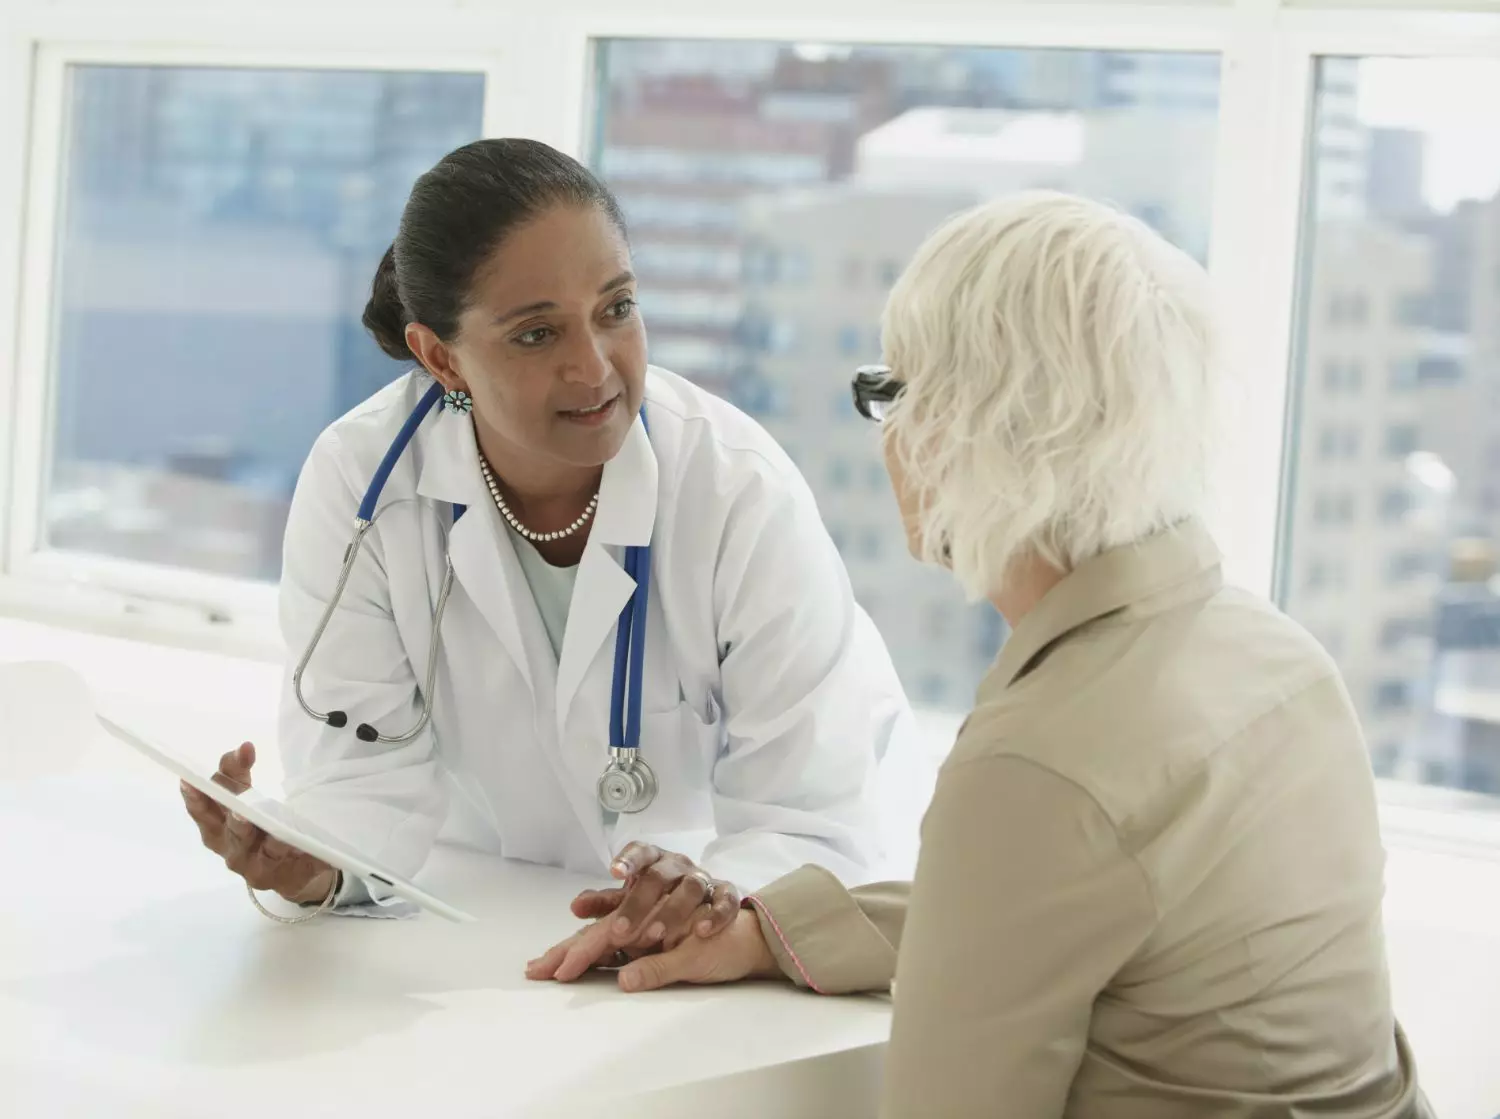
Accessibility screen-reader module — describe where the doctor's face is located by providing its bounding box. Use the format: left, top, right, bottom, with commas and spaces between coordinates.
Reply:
434, 203, 647, 472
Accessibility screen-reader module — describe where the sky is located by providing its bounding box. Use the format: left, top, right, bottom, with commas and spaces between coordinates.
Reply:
1357, 57, 1500, 211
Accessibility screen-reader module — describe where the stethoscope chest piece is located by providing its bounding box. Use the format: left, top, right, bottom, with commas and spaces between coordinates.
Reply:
597, 747, 658, 814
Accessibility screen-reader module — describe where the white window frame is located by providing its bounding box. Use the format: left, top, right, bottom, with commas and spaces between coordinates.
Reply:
0, 9, 517, 654
0, 4, 1498, 815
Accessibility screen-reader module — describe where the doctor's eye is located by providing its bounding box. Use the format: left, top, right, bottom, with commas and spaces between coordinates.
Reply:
513, 325, 555, 348
606, 296, 637, 322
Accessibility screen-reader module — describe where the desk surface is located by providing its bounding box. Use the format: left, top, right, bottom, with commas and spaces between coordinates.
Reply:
3, 638, 1500, 1118
0, 761, 891, 1119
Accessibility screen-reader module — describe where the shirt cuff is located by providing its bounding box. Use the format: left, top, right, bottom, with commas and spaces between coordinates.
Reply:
331, 869, 402, 909
746, 865, 898, 995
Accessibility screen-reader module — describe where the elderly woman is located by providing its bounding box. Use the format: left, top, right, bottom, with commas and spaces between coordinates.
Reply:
527, 192, 1430, 1117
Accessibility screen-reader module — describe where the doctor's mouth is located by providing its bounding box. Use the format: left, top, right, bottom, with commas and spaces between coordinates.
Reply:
558, 393, 621, 427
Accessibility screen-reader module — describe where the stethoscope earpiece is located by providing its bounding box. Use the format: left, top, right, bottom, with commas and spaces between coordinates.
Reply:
325, 710, 348, 729
355, 724, 379, 743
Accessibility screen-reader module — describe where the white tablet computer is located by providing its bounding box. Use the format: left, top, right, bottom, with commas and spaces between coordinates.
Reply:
99, 714, 476, 923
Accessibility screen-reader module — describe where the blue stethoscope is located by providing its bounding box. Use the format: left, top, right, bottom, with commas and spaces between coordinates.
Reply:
292, 380, 658, 814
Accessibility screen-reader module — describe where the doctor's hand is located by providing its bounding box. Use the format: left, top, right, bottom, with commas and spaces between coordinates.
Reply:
569, 842, 741, 952
527, 907, 781, 991
179, 742, 337, 905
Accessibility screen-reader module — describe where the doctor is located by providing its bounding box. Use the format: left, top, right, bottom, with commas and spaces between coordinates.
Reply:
179, 138, 910, 932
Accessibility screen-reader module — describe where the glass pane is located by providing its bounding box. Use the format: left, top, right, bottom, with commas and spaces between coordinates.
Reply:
592, 41, 1221, 712
44, 66, 485, 580
1282, 58, 1500, 797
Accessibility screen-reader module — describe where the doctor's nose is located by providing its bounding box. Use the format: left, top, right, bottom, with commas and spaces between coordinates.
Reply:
561, 336, 612, 388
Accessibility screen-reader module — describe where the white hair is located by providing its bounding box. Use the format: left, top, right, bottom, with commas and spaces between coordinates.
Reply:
882, 190, 1220, 601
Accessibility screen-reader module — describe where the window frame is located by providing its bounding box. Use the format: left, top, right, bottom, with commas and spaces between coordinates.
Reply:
0, 1, 1498, 833
0, 25, 508, 653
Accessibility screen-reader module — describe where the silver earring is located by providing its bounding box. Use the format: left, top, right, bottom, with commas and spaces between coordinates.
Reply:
442, 389, 473, 415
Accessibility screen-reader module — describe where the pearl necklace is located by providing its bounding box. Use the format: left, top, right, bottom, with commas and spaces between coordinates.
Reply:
478, 456, 599, 543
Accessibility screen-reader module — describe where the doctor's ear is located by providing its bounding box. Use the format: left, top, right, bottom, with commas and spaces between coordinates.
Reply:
405, 323, 467, 397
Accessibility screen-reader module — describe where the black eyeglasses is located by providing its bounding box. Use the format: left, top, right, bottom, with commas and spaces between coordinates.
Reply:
851, 365, 904, 423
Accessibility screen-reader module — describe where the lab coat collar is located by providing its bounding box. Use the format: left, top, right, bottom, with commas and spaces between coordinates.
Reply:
553, 411, 658, 768
413, 398, 487, 511
993, 518, 1223, 688
589, 412, 659, 548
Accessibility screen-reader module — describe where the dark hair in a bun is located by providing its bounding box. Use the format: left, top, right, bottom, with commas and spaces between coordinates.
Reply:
362, 245, 411, 360
362, 138, 627, 362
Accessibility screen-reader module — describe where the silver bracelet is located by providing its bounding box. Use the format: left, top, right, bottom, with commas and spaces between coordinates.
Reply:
246, 870, 342, 924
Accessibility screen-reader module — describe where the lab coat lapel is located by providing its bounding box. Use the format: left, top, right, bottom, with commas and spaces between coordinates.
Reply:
554, 414, 659, 739
414, 408, 555, 704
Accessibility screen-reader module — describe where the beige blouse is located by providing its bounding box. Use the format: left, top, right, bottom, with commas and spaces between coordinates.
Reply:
748, 520, 1431, 1118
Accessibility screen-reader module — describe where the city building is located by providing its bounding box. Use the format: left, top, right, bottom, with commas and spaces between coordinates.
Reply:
46, 66, 485, 579
593, 47, 901, 397
593, 41, 1222, 713
737, 185, 1000, 709
1283, 218, 1442, 773
1313, 57, 1369, 221
851, 104, 1217, 261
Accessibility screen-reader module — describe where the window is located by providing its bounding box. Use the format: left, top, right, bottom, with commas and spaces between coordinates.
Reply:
1415, 356, 1462, 384
1379, 487, 1412, 522
592, 39, 1220, 714
40, 65, 485, 581
1280, 56, 1500, 800
1322, 359, 1364, 392
1374, 680, 1412, 713
1328, 291, 1370, 326
1319, 425, 1360, 459
1305, 560, 1330, 591
1386, 424, 1419, 458
1313, 491, 1356, 525
1387, 551, 1431, 583
1380, 617, 1431, 650
642, 291, 741, 329
781, 250, 811, 284
1393, 293, 1428, 327
635, 243, 741, 282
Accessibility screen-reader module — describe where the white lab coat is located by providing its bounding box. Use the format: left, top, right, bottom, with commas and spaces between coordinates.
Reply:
277, 367, 913, 893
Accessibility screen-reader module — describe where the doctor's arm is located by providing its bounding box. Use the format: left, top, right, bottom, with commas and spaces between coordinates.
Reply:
275, 429, 448, 898
698, 475, 901, 892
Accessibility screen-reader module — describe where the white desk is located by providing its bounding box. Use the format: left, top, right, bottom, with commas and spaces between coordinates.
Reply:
0, 763, 891, 1119
3, 622, 1500, 1118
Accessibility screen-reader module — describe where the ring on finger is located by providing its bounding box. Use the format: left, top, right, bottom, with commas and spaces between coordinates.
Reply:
606, 949, 632, 969
688, 871, 714, 901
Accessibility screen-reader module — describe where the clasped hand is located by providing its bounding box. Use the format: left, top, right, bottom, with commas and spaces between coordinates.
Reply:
526, 841, 778, 991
